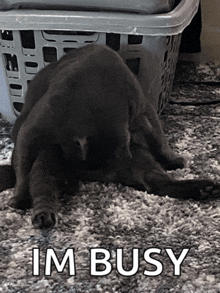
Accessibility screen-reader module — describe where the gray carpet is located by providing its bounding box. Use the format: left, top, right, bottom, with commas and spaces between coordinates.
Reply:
0, 62, 220, 292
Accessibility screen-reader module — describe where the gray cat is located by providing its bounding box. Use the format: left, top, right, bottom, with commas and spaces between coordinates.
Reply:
0, 44, 219, 229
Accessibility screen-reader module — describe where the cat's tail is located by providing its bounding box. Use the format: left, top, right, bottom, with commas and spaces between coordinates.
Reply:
0, 165, 16, 192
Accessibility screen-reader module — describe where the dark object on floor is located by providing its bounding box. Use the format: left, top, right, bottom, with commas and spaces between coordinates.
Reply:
175, 0, 202, 53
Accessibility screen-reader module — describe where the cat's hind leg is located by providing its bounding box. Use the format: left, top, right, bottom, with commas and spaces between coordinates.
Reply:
130, 112, 185, 171
30, 144, 66, 229
121, 145, 220, 200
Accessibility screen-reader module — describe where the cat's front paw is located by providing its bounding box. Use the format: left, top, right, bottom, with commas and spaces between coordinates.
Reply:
163, 156, 186, 171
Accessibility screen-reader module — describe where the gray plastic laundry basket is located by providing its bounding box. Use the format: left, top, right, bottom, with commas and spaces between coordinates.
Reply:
0, 0, 199, 123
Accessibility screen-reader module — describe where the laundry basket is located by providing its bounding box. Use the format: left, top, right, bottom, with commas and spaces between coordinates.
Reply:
0, 0, 199, 123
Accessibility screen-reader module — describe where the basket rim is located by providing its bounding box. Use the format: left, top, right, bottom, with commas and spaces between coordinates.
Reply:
0, 0, 199, 36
